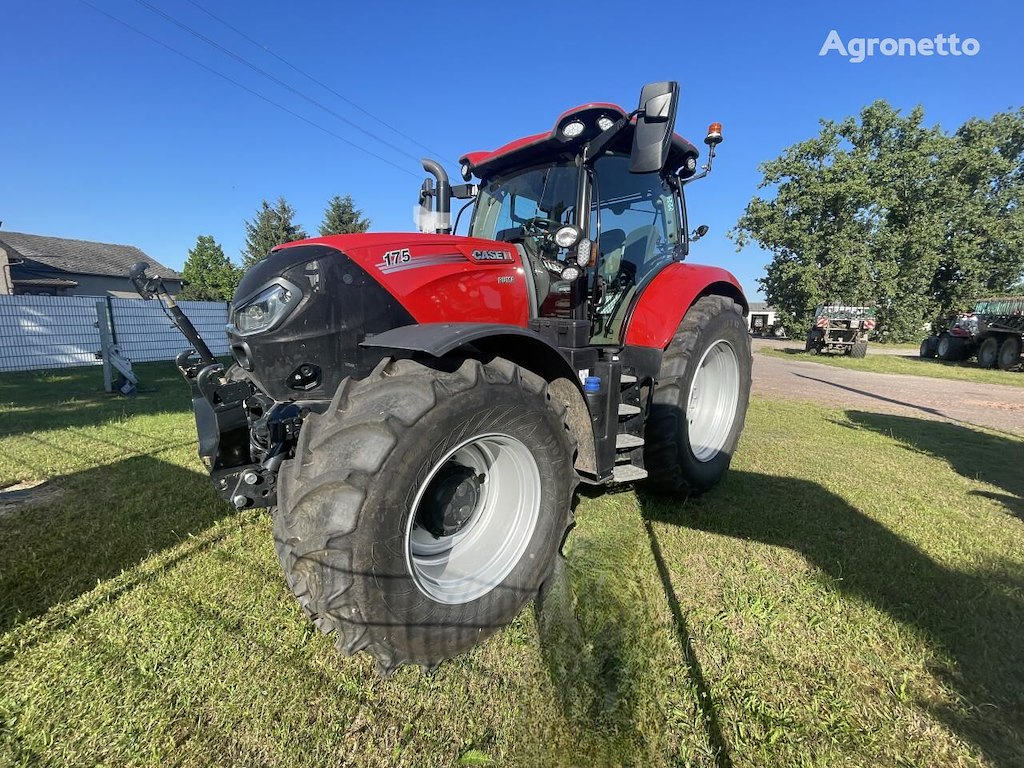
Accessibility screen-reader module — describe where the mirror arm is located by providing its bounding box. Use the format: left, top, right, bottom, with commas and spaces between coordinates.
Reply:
680, 143, 717, 186
583, 109, 639, 165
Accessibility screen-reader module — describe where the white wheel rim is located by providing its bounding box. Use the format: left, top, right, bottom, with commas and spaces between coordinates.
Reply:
686, 340, 740, 463
405, 433, 541, 605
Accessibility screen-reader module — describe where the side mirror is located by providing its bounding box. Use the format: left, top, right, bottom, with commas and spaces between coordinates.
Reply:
630, 81, 679, 174
690, 225, 709, 241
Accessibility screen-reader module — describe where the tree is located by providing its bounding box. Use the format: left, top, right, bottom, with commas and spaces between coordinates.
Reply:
242, 197, 307, 267
319, 194, 371, 236
731, 102, 1024, 341
179, 235, 241, 301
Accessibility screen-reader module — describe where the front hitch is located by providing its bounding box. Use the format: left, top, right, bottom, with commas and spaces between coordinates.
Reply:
129, 262, 217, 365
130, 263, 304, 509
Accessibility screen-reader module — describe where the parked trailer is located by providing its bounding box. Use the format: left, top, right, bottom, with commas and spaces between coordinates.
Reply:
920, 296, 1024, 370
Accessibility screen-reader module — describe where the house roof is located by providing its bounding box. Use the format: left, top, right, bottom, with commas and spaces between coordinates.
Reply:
0, 231, 181, 280
749, 302, 777, 312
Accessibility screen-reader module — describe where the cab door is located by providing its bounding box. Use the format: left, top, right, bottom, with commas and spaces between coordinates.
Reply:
589, 153, 684, 343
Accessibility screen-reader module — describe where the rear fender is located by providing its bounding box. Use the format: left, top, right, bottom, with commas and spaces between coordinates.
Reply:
362, 323, 598, 475
623, 263, 748, 349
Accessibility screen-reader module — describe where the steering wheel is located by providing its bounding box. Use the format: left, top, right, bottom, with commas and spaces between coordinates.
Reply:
520, 216, 562, 235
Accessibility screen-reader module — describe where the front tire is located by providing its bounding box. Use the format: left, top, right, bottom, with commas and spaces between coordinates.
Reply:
273, 357, 576, 673
937, 334, 967, 361
644, 296, 752, 495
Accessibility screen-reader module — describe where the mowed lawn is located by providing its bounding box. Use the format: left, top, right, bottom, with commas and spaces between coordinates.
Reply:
761, 345, 1024, 388
1, 363, 1022, 767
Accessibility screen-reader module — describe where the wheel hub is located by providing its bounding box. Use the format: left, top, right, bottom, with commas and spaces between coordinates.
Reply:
406, 433, 542, 605
418, 465, 483, 537
686, 339, 740, 463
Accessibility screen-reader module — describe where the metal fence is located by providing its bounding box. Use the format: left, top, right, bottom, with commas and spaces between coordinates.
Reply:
0, 295, 230, 373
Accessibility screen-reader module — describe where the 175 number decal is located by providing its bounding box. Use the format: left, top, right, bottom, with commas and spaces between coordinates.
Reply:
382, 248, 411, 267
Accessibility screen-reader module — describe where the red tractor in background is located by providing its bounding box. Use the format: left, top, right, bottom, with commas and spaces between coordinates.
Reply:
131, 82, 751, 673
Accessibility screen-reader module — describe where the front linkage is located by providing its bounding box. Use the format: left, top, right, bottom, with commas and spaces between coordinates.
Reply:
130, 262, 299, 509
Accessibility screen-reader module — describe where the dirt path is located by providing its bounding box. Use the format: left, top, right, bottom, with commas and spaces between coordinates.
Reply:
751, 340, 1024, 436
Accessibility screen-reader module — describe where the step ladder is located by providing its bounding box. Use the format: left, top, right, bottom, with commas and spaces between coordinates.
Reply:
612, 369, 648, 482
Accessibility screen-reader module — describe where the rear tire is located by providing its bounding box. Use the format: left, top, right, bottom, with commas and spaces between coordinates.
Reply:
849, 340, 868, 359
643, 296, 751, 495
919, 337, 938, 359
998, 336, 1022, 371
273, 357, 576, 673
977, 337, 1000, 369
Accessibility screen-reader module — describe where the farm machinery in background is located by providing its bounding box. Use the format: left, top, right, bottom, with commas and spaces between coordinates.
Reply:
920, 296, 1024, 370
130, 82, 752, 673
804, 303, 876, 357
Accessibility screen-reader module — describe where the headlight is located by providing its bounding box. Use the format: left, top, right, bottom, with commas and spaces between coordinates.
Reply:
597, 116, 615, 132
576, 238, 592, 267
561, 120, 585, 138
230, 282, 299, 336
560, 266, 581, 281
554, 225, 581, 248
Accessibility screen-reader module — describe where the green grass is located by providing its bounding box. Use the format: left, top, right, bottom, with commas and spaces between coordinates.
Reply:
2, 362, 1023, 766
761, 345, 1024, 387
872, 341, 924, 351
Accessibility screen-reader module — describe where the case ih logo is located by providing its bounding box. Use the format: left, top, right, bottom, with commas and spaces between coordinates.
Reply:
471, 249, 513, 262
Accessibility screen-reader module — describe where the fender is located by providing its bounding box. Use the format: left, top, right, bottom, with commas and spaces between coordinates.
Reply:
362, 322, 583, 386
363, 323, 605, 477
623, 262, 748, 349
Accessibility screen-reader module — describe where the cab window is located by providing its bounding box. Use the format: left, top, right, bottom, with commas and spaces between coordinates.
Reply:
590, 153, 680, 342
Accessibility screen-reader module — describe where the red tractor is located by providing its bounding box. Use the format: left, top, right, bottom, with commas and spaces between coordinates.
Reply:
131, 82, 751, 673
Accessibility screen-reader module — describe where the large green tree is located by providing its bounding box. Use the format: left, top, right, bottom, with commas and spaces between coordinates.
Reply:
319, 194, 371, 236
243, 197, 308, 267
731, 102, 1024, 341
178, 235, 241, 301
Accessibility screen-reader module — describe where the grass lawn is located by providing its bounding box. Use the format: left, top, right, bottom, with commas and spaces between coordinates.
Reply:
761, 345, 1024, 388
872, 341, 924, 351
1, 363, 1022, 766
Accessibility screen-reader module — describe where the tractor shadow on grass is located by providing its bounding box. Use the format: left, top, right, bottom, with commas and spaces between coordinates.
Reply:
845, 410, 1024, 520
534, 505, 647, 763
0, 454, 232, 637
639, 470, 1024, 767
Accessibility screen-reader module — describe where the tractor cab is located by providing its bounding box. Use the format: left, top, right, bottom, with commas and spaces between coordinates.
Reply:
418, 83, 722, 345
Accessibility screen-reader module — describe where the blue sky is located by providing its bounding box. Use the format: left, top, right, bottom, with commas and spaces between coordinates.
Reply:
2, 1, 1021, 299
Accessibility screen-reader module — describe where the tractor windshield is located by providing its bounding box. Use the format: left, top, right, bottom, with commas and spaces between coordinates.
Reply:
470, 163, 581, 317
469, 163, 579, 242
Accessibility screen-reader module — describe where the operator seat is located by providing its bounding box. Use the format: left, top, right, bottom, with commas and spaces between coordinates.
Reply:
621, 227, 652, 282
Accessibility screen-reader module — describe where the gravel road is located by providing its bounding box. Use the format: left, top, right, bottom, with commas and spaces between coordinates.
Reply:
750, 339, 1024, 436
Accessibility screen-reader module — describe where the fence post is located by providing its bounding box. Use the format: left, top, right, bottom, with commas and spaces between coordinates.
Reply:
105, 295, 118, 345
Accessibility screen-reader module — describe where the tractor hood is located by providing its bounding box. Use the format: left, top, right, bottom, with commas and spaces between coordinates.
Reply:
227, 233, 531, 401
264, 233, 532, 327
